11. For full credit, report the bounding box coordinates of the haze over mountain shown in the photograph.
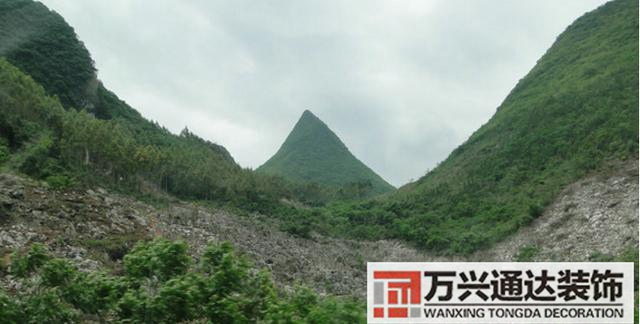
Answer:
[257,110,395,195]
[38,0,609,186]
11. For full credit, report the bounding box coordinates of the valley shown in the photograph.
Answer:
[0,0,637,322]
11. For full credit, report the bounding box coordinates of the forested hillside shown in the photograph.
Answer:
[0,0,95,112]
[0,0,636,254]
[1,0,636,255]
[0,58,249,204]
[318,0,639,254]
[258,110,395,196]
[0,0,360,213]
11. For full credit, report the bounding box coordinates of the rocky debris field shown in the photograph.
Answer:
[0,172,434,297]
[1,159,637,297]
[474,159,639,261]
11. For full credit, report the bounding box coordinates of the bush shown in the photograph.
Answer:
[280,219,312,239]
[3,239,366,323]
[10,243,50,277]
[40,259,76,287]
[123,238,191,281]
[0,289,21,323]
[528,203,544,218]
[0,140,9,164]
[45,174,73,189]
[22,289,79,324]
[515,245,540,262]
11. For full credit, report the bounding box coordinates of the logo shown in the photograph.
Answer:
[372,271,422,318]
[367,262,634,324]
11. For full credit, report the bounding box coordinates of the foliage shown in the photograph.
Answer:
[515,245,540,262]
[258,110,395,195]
[22,289,79,324]
[4,240,365,323]
[0,0,636,260]
[589,246,638,323]
[0,0,95,111]
[0,56,349,214]
[280,217,313,239]
[123,238,191,281]
[316,0,638,254]
[0,139,9,164]
[0,289,22,323]
[44,174,73,189]
[10,243,50,277]
[0,0,359,211]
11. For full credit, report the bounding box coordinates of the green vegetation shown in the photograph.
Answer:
[0,0,637,321]
[0,0,146,121]
[0,0,636,258]
[515,245,540,262]
[311,0,638,254]
[0,240,365,323]
[258,110,395,196]
[0,57,337,214]
[0,0,394,207]
[589,247,639,324]
[0,0,95,111]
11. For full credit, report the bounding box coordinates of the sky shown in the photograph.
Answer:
[40,0,608,187]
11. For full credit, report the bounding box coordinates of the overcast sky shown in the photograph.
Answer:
[41,0,607,186]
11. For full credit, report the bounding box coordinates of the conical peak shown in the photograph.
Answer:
[258,109,395,194]
[299,109,321,123]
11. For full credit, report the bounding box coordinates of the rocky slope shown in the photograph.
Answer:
[0,171,426,297]
[1,159,637,298]
[473,159,639,262]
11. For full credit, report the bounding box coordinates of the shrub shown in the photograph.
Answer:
[10,243,50,277]
[123,238,191,281]
[22,289,79,324]
[3,239,367,322]
[515,245,540,262]
[45,174,73,189]
[0,140,9,164]
[40,259,76,287]
[0,289,21,323]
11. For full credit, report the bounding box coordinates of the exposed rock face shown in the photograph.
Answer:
[0,159,637,297]
[473,159,639,262]
[0,172,431,297]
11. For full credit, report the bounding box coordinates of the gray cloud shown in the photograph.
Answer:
[41,0,608,186]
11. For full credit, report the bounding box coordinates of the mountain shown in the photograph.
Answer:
[0,0,637,321]
[323,0,638,254]
[0,0,134,121]
[0,0,317,210]
[0,0,95,112]
[257,110,395,195]
[0,0,236,160]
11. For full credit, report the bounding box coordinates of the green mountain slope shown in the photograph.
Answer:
[0,0,322,211]
[0,0,95,112]
[0,0,127,121]
[0,0,234,161]
[258,110,395,195]
[325,0,638,254]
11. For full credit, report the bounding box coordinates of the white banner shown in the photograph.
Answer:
[367,262,635,323]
